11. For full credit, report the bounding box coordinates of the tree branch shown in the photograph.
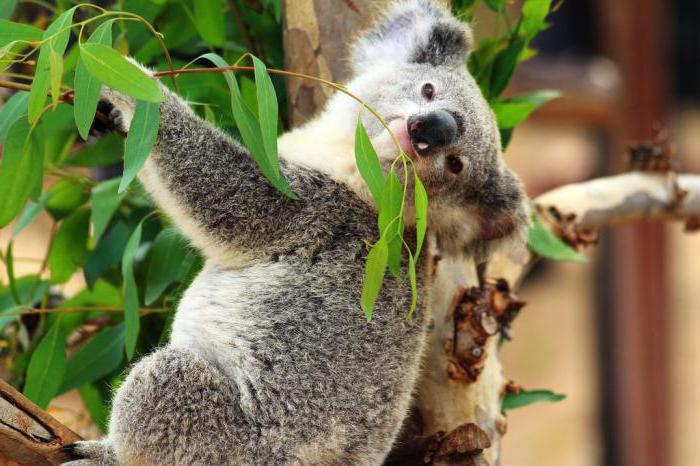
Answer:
[0,378,81,465]
[488,172,700,286]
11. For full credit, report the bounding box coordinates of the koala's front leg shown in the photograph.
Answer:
[99,75,327,260]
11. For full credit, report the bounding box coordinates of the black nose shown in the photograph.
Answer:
[407,110,458,153]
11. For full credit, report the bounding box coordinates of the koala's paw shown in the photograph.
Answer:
[59,440,116,466]
[98,88,136,133]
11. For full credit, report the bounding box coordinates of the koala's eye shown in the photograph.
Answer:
[421,83,435,101]
[446,155,463,174]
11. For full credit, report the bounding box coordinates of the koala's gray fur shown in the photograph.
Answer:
[63,1,527,465]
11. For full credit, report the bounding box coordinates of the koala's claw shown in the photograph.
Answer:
[59,443,79,457]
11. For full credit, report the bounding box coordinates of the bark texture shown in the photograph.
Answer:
[0,379,81,465]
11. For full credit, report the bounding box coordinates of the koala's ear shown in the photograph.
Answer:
[352,1,472,69]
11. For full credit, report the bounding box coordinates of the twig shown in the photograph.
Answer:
[1,306,171,317]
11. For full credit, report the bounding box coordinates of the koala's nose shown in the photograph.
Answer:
[407,110,458,153]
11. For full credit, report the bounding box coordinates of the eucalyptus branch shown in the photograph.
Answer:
[2,305,171,317]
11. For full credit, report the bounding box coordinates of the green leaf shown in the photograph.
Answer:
[0,118,42,227]
[0,19,42,46]
[122,221,143,360]
[23,319,66,409]
[519,0,553,39]
[252,56,279,176]
[49,209,90,283]
[502,388,566,411]
[13,191,51,237]
[65,132,124,167]
[78,383,109,433]
[4,242,19,305]
[378,169,404,277]
[354,120,385,204]
[28,7,76,123]
[146,228,191,305]
[79,43,164,103]
[0,275,48,330]
[199,53,296,199]
[119,100,160,193]
[491,90,560,129]
[0,0,17,19]
[45,178,88,220]
[488,39,526,100]
[527,216,587,262]
[406,252,418,319]
[0,91,28,143]
[74,20,114,140]
[84,221,130,288]
[48,47,63,107]
[361,238,388,321]
[91,178,124,240]
[193,0,226,47]
[59,324,125,394]
[414,174,428,259]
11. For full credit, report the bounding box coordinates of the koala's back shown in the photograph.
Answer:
[107,203,428,465]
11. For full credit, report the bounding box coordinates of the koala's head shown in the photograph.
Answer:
[346,0,528,252]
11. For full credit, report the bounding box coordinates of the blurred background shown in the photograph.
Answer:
[493,1,700,465]
[1,1,699,465]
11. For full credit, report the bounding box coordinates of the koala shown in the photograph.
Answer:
[63,1,527,465]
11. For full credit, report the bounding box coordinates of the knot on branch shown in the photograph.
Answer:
[385,423,491,466]
[539,205,599,250]
[448,280,525,382]
[628,127,675,173]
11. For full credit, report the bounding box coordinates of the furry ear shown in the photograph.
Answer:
[352,1,472,70]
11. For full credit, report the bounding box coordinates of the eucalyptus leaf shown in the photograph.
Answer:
[13,191,51,237]
[199,53,296,198]
[0,118,41,227]
[119,100,160,193]
[0,91,28,143]
[23,319,66,409]
[354,120,385,204]
[527,216,587,262]
[193,0,226,47]
[59,324,125,394]
[492,90,560,129]
[252,56,279,175]
[488,39,526,100]
[28,7,76,123]
[406,252,418,319]
[91,178,124,240]
[414,174,428,259]
[519,0,553,39]
[502,388,566,411]
[45,178,89,220]
[74,20,114,140]
[360,238,388,321]
[378,169,404,277]
[49,208,90,284]
[0,0,17,19]
[79,43,164,103]
[65,132,124,167]
[146,228,191,305]
[122,221,143,360]
[0,19,42,47]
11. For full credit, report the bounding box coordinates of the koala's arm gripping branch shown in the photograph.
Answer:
[124,91,336,258]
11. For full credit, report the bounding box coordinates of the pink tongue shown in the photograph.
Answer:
[389,119,414,157]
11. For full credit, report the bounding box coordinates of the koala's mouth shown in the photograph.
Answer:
[388,118,418,159]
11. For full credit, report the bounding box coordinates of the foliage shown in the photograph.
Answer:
[0,0,573,429]
[502,388,567,411]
